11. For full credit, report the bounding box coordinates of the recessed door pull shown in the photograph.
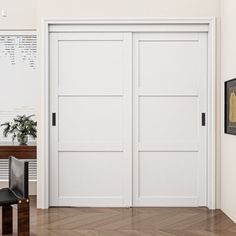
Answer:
[52,113,56,126]
[202,113,206,126]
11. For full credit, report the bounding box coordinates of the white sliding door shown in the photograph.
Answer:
[49,29,209,208]
[49,33,132,206]
[133,32,208,206]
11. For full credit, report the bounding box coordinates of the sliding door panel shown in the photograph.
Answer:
[133,32,208,206]
[50,30,208,207]
[50,32,132,207]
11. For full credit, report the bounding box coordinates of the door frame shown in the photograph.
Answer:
[39,18,216,209]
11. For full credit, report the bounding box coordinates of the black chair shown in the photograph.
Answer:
[0,156,29,236]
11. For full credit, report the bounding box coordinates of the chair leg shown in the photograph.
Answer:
[2,205,13,234]
[17,199,30,236]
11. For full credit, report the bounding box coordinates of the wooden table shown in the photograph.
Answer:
[0,143,37,159]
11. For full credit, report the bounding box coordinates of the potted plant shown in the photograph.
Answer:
[0,114,37,145]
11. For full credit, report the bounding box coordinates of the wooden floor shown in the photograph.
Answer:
[1,197,236,236]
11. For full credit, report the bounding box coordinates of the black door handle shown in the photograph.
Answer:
[202,113,206,126]
[52,113,56,126]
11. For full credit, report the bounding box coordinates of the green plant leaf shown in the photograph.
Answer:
[1,114,37,142]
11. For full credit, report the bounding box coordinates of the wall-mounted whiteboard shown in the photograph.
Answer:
[0,31,37,142]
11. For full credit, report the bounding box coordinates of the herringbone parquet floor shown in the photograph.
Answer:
[1,197,236,236]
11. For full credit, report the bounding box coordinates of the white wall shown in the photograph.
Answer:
[36,0,221,209]
[0,0,37,195]
[0,0,36,29]
[221,0,236,223]
[37,0,220,18]
[0,0,222,207]
[0,0,37,133]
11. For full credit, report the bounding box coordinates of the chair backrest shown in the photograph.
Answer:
[9,156,29,199]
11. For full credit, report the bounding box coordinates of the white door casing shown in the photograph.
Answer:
[39,19,216,209]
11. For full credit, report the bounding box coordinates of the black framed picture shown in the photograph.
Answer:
[225,78,236,135]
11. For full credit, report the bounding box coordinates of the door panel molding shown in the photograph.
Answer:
[39,18,216,209]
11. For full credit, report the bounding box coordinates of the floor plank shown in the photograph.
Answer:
[0,197,235,236]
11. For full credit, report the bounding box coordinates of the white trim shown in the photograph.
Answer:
[48,24,209,33]
[39,18,216,209]
[38,21,49,208]
[207,18,216,210]
[42,17,214,25]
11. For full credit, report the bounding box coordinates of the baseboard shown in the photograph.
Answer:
[0,181,37,195]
